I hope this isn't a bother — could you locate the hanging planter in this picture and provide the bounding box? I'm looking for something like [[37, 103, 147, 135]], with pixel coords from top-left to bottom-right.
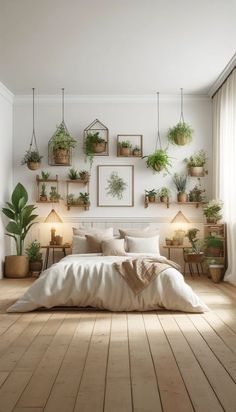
[[168, 88, 193, 146], [48, 89, 77, 166], [21, 88, 43, 170], [143, 92, 172, 173]]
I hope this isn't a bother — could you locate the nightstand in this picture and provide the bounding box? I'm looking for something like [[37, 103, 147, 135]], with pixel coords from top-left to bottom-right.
[[41, 245, 71, 269]]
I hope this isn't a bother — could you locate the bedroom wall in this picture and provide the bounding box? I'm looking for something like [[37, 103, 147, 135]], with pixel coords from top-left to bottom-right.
[[0, 83, 13, 278], [13, 94, 212, 263]]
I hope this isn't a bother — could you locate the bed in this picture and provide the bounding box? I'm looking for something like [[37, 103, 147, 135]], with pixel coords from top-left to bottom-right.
[[7, 253, 208, 313]]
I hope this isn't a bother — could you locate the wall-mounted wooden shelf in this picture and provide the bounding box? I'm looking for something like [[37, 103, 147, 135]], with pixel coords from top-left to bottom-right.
[[66, 179, 90, 211], [36, 175, 61, 203], [144, 197, 206, 209]]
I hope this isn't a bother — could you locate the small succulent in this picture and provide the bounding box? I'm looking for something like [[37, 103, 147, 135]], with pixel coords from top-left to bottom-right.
[[68, 167, 80, 180]]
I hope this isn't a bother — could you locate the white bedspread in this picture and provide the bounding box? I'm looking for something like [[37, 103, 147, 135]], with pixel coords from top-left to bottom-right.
[[7, 254, 208, 313]]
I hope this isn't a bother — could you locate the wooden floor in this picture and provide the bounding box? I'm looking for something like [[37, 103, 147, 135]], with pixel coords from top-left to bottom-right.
[[0, 277, 236, 412]]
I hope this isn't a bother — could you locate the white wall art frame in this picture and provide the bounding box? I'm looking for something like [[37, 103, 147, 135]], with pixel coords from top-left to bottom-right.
[[97, 165, 134, 207]]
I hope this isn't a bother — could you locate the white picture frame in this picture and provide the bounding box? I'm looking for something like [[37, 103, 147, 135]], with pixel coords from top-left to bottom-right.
[[97, 165, 134, 207]]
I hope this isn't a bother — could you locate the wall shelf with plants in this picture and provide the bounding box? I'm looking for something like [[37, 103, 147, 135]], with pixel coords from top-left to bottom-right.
[[36, 173, 61, 203], [144, 188, 170, 208], [117, 135, 143, 157], [66, 168, 90, 211]]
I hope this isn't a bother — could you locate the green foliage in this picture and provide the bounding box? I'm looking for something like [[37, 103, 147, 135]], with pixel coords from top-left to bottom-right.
[[85, 132, 105, 167], [119, 140, 132, 148], [67, 192, 90, 205], [78, 192, 90, 204], [106, 172, 127, 200], [143, 149, 172, 173], [158, 187, 170, 197], [49, 187, 61, 201], [133, 145, 141, 151], [25, 240, 42, 262], [68, 167, 79, 180], [173, 173, 188, 193], [145, 189, 157, 197], [185, 150, 207, 168], [2, 183, 38, 256], [21, 150, 43, 164], [51, 122, 77, 151], [188, 180, 205, 202], [41, 171, 50, 180], [203, 199, 223, 221], [79, 170, 90, 181], [205, 236, 223, 248], [186, 228, 204, 254], [40, 183, 47, 197], [168, 122, 193, 145]]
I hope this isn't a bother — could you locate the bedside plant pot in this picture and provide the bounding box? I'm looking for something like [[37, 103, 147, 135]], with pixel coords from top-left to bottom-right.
[[209, 265, 224, 283], [29, 260, 43, 272], [5, 256, 29, 278], [174, 134, 190, 146], [54, 149, 70, 164], [93, 142, 106, 153], [184, 252, 204, 263], [177, 192, 188, 202], [190, 166, 204, 177], [120, 147, 131, 156], [27, 162, 40, 171]]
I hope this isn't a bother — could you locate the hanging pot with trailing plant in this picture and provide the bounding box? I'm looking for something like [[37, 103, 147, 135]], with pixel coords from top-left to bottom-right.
[[168, 88, 193, 146], [143, 92, 172, 174], [21, 88, 43, 171]]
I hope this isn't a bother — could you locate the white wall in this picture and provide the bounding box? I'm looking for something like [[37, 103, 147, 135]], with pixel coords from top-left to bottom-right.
[[13, 94, 212, 263], [0, 83, 13, 277]]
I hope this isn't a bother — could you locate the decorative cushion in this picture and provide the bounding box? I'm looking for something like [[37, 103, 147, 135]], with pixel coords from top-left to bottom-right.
[[119, 227, 158, 239], [125, 235, 160, 255], [102, 238, 126, 256], [73, 226, 114, 237], [72, 236, 88, 254], [85, 234, 113, 253]]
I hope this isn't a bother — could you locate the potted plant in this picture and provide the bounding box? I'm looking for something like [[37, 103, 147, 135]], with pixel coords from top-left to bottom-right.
[[165, 238, 172, 246], [79, 170, 90, 181], [51, 122, 77, 165], [133, 145, 141, 157], [85, 132, 106, 166], [208, 259, 224, 283], [168, 122, 193, 146], [40, 183, 48, 202], [119, 140, 132, 156], [205, 236, 223, 257], [158, 187, 171, 203], [2, 183, 38, 277], [203, 199, 223, 224], [145, 189, 157, 203], [184, 150, 208, 177], [26, 240, 43, 273], [188, 179, 206, 202], [21, 150, 43, 171], [173, 174, 188, 202], [78, 192, 90, 206], [49, 187, 61, 202], [41, 171, 50, 180], [68, 167, 79, 180], [67, 193, 76, 205], [143, 149, 172, 173], [184, 228, 204, 263]]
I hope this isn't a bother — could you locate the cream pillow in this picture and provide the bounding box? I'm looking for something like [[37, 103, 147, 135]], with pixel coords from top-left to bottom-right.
[[126, 235, 160, 255], [119, 228, 159, 239], [73, 227, 114, 237], [102, 238, 126, 256], [72, 236, 88, 254], [85, 234, 113, 253]]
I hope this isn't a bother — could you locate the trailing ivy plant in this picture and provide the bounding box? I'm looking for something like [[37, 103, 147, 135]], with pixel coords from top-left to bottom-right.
[[143, 149, 172, 173], [85, 132, 105, 167]]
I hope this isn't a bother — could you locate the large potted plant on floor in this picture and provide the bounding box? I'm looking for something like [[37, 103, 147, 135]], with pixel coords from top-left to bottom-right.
[[2, 183, 38, 278], [184, 228, 204, 263], [203, 199, 223, 224]]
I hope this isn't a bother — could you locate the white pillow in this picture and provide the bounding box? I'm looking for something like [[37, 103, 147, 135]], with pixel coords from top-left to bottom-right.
[[72, 236, 88, 254], [73, 227, 114, 237], [126, 235, 160, 255]]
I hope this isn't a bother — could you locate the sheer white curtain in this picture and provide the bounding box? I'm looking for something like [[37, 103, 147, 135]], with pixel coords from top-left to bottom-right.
[[212, 68, 236, 283]]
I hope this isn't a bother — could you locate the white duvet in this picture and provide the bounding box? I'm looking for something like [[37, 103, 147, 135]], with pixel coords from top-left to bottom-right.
[[7, 254, 208, 313]]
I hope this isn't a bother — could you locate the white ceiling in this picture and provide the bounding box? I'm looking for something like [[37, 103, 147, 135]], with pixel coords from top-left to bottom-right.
[[0, 0, 235, 95]]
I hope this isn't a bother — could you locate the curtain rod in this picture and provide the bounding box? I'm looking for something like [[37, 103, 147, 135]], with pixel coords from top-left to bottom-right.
[[212, 66, 236, 99]]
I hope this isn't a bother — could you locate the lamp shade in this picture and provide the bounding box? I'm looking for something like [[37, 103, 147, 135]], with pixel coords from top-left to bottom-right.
[[171, 211, 189, 224], [44, 209, 63, 223]]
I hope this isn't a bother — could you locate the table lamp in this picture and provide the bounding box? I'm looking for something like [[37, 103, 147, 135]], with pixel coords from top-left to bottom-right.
[[171, 211, 190, 244], [44, 208, 63, 245]]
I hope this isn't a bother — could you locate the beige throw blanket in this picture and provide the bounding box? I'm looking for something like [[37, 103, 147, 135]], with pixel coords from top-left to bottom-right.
[[114, 257, 181, 295]]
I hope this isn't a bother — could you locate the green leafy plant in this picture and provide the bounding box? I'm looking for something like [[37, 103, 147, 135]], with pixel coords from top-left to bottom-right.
[[85, 132, 105, 167], [21, 150, 43, 165], [203, 199, 223, 222], [68, 167, 79, 180], [79, 170, 90, 181], [184, 150, 207, 168], [49, 186, 61, 201], [51, 122, 77, 151], [145, 189, 157, 197], [185, 228, 204, 254], [78, 192, 90, 205], [41, 171, 50, 180], [205, 236, 223, 249], [119, 140, 132, 148], [40, 183, 47, 198], [133, 145, 141, 151], [173, 173, 188, 193], [25, 240, 42, 262], [106, 171, 127, 200], [188, 179, 206, 202], [158, 187, 171, 198], [143, 149, 172, 173], [2, 183, 38, 255], [168, 122, 193, 145]]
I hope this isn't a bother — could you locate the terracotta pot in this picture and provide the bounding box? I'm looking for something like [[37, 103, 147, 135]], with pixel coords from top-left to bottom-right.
[[177, 192, 188, 202], [206, 246, 222, 257], [174, 134, 190, 145], [93, 142, 106, 153], [133, 149, 141, 157], [190, 166, 204, 177], [54, 149, 70, 164], [29, 260, 43, 272], [27, 162, 40, 170], [206, 218, 218, 224], [148, 195, 156, 203], [160, 196, 169, 203], [184, 252, 204, 263], [5, 256, 29, 278], [120, 147, 131, 156], [209, 265, 224, 283], [40, 196, 47, 202]]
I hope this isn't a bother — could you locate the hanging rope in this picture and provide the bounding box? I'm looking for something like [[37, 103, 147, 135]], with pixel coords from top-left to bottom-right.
[[62, 88, 65, 122], [155, 92, 162, 151], [179, 87, 185, 123], [29, 88, 39, 153]]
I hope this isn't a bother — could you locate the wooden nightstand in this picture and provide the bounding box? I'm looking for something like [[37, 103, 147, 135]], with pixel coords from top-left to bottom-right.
[[41, 245, 71, 269]]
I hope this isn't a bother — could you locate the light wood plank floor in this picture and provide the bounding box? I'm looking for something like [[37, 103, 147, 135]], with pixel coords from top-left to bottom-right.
[[0, 276, 236, 412]]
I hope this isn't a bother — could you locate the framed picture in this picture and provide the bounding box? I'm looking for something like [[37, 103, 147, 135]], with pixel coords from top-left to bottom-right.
[[97, 165, 134, 207], [117, 134, 143, 157]]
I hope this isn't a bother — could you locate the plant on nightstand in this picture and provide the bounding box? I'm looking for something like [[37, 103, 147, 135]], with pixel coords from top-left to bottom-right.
[[184, 150, 208, 177], [184, 228, 204, 263], [40, 183, 48, 202], [158, 187, 171, 203], [26, 240, 43, 273], [173, 173, 188, 202], [119, 140, 132, 156], [2, 183, 38, 277], [145, 189, 157, 203]]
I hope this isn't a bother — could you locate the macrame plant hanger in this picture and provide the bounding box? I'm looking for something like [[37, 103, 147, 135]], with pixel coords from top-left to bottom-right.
[[155, 91, 162, 151], [61, 87, 70, 134], [179, 87, 184, 123], [29, 88, 39, 155]]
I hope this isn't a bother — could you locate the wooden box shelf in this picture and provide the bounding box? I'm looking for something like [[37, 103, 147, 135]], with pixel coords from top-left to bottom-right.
[[66, 179, 90, 211], [36, 175, 60, 203]]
